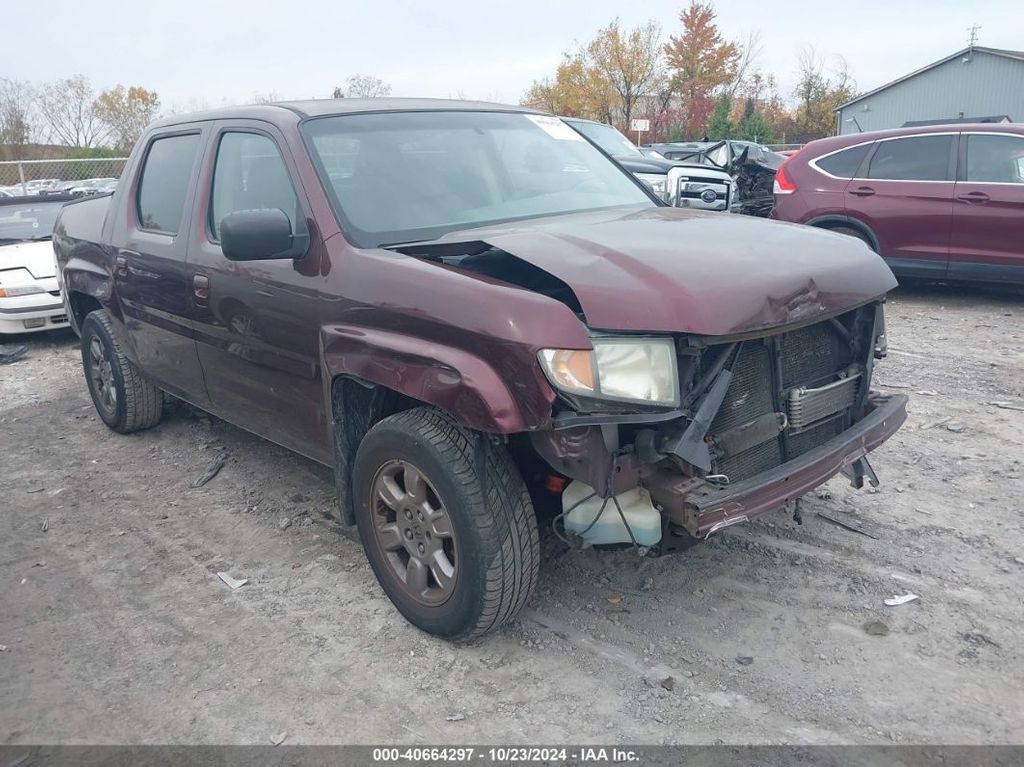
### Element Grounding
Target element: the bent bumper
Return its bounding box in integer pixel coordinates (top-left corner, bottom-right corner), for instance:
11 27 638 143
648 394 908 538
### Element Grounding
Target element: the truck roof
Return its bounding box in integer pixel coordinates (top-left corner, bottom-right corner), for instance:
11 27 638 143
150 98 542 130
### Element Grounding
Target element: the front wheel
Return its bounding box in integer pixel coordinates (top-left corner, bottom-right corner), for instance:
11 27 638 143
80 309 163 433
351 407 539 640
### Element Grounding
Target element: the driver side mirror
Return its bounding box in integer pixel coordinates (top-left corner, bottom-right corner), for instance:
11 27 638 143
220 208 310 261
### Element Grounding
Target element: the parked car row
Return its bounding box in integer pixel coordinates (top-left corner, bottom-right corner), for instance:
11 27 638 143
0 177 118 198
771 123 1024 285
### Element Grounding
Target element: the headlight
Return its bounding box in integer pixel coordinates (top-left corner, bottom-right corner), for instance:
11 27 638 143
539 338 679 407
635 173 669 200
0 284 46 298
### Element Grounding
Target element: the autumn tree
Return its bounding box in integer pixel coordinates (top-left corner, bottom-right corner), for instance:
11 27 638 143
0 79 36 148
95 85 160 152
791 48 856 140
38 76 108 148
664 1 740 138
335 74 392 98
586 19 663 126
523 51 616 122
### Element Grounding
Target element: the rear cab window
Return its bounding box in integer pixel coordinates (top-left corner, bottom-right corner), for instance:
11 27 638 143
136 133 202 234
867 135 953 181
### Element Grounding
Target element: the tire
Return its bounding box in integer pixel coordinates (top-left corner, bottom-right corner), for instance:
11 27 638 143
827 225 875 252
80 309 163 433
351 407 539 640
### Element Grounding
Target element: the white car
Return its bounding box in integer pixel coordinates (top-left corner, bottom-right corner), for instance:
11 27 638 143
0 198 70 335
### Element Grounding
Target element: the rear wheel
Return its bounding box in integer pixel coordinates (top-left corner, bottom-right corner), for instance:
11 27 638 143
351 407 539 640
80 309 163 433
826 225 875 251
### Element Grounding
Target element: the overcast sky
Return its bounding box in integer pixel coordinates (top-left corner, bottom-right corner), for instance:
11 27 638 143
4 0 1022 111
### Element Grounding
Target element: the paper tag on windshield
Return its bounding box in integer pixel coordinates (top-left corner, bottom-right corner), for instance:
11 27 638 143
525 114 584 141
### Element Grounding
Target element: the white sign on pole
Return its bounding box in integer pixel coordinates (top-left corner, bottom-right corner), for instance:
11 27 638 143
630 119 651 132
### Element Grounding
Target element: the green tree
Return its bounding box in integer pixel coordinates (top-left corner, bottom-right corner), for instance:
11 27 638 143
705 95 732 139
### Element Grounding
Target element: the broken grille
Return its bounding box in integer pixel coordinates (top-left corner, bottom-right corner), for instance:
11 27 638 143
706 318 863 483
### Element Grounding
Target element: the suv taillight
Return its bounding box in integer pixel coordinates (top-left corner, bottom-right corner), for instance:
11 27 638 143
773 159 797 194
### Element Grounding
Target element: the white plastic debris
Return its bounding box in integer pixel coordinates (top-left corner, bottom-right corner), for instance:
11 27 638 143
884 593 919 606
217 572 248 590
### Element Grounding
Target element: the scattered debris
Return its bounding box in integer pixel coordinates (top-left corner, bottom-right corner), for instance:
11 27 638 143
606 594 621 606
735 656 754 666
0 644 8 652
0 345 28 365
1014 557 1024 567
216 572 248 590
26 487 44 494
291 562 302 569
863 620 890 636
961 631 1001 649
278 517 293 531
190 457 226 488
270 731 288 746
918 417 952 430
31 561 45 568
884 593 919 607
915 390 939 396
445 713 466 722
816 511 879 539
990 401 1024 412
945 422 966 433
660 676 675 691
40 519 48 533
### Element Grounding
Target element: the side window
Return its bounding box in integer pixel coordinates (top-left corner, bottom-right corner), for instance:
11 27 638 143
816 144 871 178
137 133 201 233
210 132 300 241
867 135 952 181
965 134 1024 184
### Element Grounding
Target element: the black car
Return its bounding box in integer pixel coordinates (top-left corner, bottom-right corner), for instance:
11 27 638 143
564 118 733 212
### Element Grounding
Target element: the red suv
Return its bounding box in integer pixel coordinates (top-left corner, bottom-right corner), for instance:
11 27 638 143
772 124 1024 285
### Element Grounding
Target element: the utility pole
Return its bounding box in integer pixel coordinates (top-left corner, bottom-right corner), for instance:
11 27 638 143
966 24 981 54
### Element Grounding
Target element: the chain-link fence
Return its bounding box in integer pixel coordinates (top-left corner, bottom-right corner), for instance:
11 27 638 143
0 157 128 197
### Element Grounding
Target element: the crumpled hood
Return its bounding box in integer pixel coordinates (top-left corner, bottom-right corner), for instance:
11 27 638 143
0 240 57 279
434 207 897 336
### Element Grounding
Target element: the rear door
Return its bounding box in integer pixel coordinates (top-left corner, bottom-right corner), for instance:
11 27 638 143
950 131 1024 282
115 128 210 403
845 133 956 278
186 121 330 462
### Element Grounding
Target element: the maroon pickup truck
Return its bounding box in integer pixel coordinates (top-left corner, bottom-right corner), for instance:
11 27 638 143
54 99 907 639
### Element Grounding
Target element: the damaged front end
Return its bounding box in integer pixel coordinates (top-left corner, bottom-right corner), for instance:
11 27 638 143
532 302 907 543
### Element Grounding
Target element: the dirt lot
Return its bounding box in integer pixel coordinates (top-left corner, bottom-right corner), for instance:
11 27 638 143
1 283 1023 746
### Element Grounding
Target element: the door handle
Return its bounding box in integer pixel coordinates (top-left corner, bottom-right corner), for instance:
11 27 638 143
849 186 876 197
193 274 209 307
956 190 990 203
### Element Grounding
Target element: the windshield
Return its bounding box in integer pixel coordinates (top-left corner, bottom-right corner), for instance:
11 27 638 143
303 111 654 248
0 201 64 244
571 121 643 158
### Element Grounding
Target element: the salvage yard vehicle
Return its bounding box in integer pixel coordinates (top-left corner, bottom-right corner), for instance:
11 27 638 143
646 140 784 217
0 195 73 336
53 99 907 639
771 124 1024 285
564 118 734 211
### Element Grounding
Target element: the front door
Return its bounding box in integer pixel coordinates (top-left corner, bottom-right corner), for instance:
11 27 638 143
950 131 1024 282
845 133 956 279
186 123 330 463
116 129 209 404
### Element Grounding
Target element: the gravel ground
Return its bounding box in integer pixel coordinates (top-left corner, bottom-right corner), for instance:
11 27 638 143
1 283 1022 746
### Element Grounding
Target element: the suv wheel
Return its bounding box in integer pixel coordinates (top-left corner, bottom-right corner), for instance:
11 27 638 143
80 309 163 433
827 225 875 252
351 407 539 640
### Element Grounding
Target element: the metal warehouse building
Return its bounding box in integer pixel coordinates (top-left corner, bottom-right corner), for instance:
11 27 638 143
835 46 1024 135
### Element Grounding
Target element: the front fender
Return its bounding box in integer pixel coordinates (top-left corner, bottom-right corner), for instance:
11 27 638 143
321 324 554 434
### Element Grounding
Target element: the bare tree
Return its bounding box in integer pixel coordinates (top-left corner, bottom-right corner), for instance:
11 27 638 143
728 30 763 97
37 76 108 148
335 74 392 99
0 78 36 147
249 91 282 105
